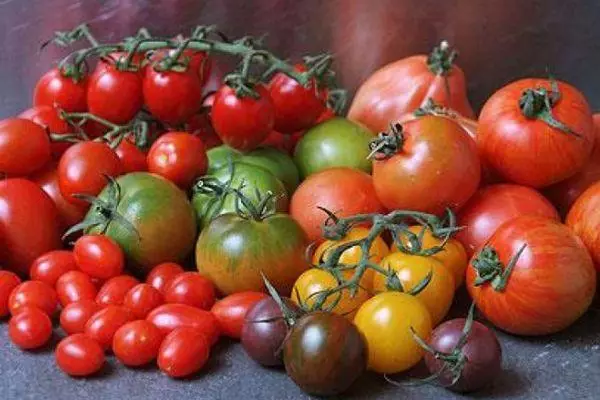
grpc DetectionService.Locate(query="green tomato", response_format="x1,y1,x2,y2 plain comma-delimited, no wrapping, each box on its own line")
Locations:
241,147,300,194
294,117,374,178
207,145,242,175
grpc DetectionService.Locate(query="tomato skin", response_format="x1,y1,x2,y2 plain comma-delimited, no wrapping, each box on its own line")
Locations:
456,184,560,257
30,250,77,287
158,327,210,378
19,106,72,159
146,262,184,294
123,284,164,319
60,300,102,335
164,272,215,310
55,334,105,376
210,292,268,339
96,275,139,307
9,307,53,349
0,118,51,176
73,235,125,280
206,145,242,174
0,271,21,317
87,66,143,124
212,84,275,152
85,305,135,350
181,113,222,150
151,48,212,87
33,68,88,112
115,138,148,173
9,281,58,316
478,79,594,188
56,271,98,307
146,303,220,345
566,181,600,271
467,216,596,335
113,320,164,367
240,147,300,194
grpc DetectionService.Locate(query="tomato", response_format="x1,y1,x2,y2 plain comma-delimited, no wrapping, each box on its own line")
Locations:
240,147,300,193
33,68,88,112
372,116,480,215
348,41,474,133
150,48,211,87
115,138,147,173
164,272,215,310
146,262,184,294
9,281,58,316
113,320,164,367
158,327,210,378
19,106,72,159
0,118,51,176
124,284,164,319
182,113,222,150
147,132,208,189
9,307,53,349
210,292,268,339
354,291,432,374
56,270,98,306
146,303,220,345
82,173,197,274
478,79,594,188
97,51,146,74
55,334,105,376
87,65,143,124
211,84,275,151
0,271,21,317
467,216,596,335
85,305,135,350
60,300,102,335
73,234,124,280
290,168,385,243
96,275,139,307
30,250,77,286
206,145,242,174
294,117,374,178
456,184,560,257
58,141,123,206
566,181,600,271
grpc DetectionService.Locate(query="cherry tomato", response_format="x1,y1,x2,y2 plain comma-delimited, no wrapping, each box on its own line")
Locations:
0,271,21,317
163,272,215,310
96,275,140,307
60,300,102,335
0,118,51,176
113,320,164,367
150,48,211,87
55,333,105,376
146,303,220,345
115,137,147,173
87,65,143,124
566,181,600,271
85,305,135,350
9,281,58,316
158,327,210,378
19,105,72,159
146,262,184,294
9,307,52,349
123,284,164,319
211,84,275,151
33,68,88,112
73,234,125,280
30,250,77,286
182,113,222,149
56,270,98,307
147,132,208,189
210,292,268,339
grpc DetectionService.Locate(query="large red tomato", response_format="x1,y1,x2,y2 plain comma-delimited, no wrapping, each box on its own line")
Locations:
348,41,474,134
456,184,559,256
0,118,51,176
566,181,600,271
466,216,596,336
478,79,594,188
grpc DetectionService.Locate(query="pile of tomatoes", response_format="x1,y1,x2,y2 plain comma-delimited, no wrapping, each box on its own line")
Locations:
1,23,600,398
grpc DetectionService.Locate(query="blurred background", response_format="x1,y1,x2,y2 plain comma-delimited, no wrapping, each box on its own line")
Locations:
1,0,599,118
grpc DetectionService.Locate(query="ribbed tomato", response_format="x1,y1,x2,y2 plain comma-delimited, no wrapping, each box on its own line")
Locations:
566,181,600,271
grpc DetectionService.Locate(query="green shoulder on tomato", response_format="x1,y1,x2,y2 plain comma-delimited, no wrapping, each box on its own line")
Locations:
240,147,300,194
206,145,242,175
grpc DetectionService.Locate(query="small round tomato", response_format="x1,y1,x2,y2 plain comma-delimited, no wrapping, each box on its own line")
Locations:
146,303,220,345
56,270,98,306
0,118,51,176
56,334,105,376
96,275,140,307
85,305,135,350
115,138,147,173
182,113,222,149
163,272,215,310
87,65,143,124
146,262,184,294
30,250,77,286
158,327,210,378
354,291,432,374
566,181,600,271
150,48,211,87
9,281,58,316
60,300,102,335
113,320,164,367
73,235,124,280
210,292,268,339
0,271,21,317
123,284,164,319
19,105,72,159
9,307,52,349
33,68,88,112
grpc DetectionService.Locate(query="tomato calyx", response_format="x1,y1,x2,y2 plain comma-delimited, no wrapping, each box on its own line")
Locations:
260,274,302,327
426,41,457,76
472,244,527,291
368,123,405,160
231,187,278,222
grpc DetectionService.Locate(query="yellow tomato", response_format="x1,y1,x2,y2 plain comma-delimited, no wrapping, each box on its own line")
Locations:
354,291,432,374
291,268,371,319
393,225,467,288
373,252,455,326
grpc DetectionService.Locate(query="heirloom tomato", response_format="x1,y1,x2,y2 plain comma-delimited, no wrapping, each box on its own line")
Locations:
240,147,300,193
566,181,600,271
206,145,241,174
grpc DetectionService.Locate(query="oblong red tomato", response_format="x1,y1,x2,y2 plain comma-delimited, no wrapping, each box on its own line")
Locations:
566,181,600,271
146,303,220,345
30,250,77,287
0,118,51,176
210,292,268,339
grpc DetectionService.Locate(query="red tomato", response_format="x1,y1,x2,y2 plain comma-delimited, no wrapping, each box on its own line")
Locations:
30,250,77,286
0,118,51,176
33,68,88,112
290,167,385,242
96,52,146,74
0,271,21,317
478,79,594,188
87,65,143,124
55,334,105,376
260,130,289,153
163,272,215,310
115,138,147,173
123,284,164,319
158,327,210,378
60,300,102,335
113,320,164,367
9,307,52,349
210,291,268,339
73,235,124,280
467,216,596,335
56,270,98,306
0,179,62,276
85,305,135,350
212,84,275,151
146,303,220,345
566,181,600,271
315,107,336,124
8,281,58,316
96,275,140,307
456,184,560,256
182,113,222,149
152,48,212,86
146,262,184,294
19,105,72,159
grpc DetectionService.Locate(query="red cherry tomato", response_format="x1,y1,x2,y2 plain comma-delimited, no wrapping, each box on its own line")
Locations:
0,271,21,317
0,118,51,176
85,305,135,350
146,263,184,294
30,250,77,286
9,307,52,349
123,284,164,319
73,235,125,280
115,138,147,173
96,275,140,307
212,84,275,151
60,300,102,335
158,327,210,378
113,320,164,367
56,334,105,376
210,292,268,339
33,68,88,112
146,303,220,345
147,132,208,189
152,48,212,87
87,65,143,124
56,270,98,307
182,113,222,149
96,52,146,74
163,272,215,310
19,105,72,159
9,281,58,316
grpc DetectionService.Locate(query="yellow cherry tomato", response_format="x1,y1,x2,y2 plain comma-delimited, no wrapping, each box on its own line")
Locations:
353,291,432,374
393,225,467,288
373,252,455,326
291,268,371,319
